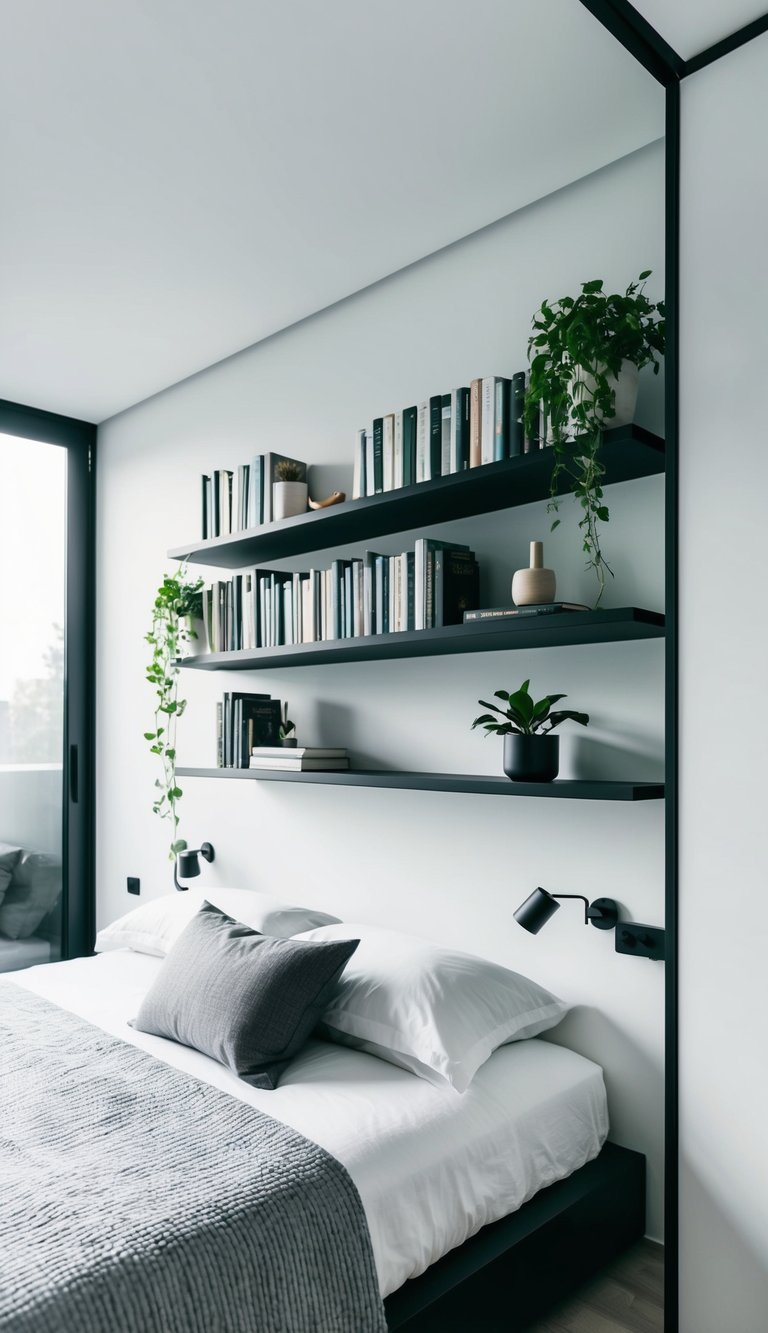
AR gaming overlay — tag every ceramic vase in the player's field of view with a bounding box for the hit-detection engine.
[178,615,205,657]
[511,541,556,606]
[273,481,308,521]
[570,359,640,429]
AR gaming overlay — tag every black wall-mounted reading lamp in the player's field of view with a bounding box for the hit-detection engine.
[514,886,665,960]
[174,842,215,893]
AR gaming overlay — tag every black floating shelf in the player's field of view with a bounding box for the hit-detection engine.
[169,425,664,569]
[178,607,664,672]
[176,768,664,801]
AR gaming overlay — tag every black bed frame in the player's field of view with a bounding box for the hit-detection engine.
[384,1142,645,1331]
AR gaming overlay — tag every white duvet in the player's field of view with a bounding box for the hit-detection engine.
[11,951,608,1298]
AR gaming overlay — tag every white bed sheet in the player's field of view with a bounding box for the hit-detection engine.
[11,951,608,1298]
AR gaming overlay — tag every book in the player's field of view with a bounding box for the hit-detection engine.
[481,376,511,463]
[415,537,472,630]
[462,602,590,622]
[440,394,451,476]
[251,746,348,758]
[416,402,429,483]
[222,692,278,767]
[434,550,480,627]
[248,456,264,526]
[383,413,395,491]
[365,429,375,497]
[249,757,351,771]
[427,395,443,480]
[402,406,417,487]
[372,418,384,494]
[393,411,404,490]
[510,372,526,458]
[352,430,366,500]
[469,378,482,467]
[449,387,470,472]
[262,453,307,525]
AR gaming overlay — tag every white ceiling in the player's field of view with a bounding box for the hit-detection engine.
[632,1,768,61]
[0,0,663,423]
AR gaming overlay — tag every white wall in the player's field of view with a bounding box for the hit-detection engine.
[96,142,667,1235]
[679,36,768,1331]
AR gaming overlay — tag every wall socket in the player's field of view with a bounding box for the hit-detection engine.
[615,923,665,961]
[127,877,140,896]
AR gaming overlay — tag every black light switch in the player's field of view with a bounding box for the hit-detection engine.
[127,877,140,896]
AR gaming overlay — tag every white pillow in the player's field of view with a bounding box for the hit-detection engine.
[294,922,568,1094]
[95,889,341,958]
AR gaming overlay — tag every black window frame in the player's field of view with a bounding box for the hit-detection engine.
[0,398,96,959]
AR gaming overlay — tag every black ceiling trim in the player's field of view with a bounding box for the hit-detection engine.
[578,0,684,85]
[683,12,768,76]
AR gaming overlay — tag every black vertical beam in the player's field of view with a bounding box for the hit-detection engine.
[663,77,680,1333]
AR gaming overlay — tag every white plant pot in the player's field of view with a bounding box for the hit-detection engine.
[273,481,308,520]
[570,359,640,430]
[178,615,205,657]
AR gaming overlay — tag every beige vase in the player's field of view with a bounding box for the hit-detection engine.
[512,541,556,606]
[570,359,640,429]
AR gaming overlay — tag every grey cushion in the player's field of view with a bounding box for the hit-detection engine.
[132,901,359,1089]
[0,844,22,905]
[0,843,61,940]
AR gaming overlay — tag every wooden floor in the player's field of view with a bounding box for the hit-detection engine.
[526,1240,664,1333]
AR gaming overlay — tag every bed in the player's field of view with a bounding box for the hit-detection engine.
[1,905,645,1332]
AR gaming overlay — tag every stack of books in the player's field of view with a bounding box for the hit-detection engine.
[216,692,283,768]
[249,747,349,772]
[352,370,552,498]
[201,453,307,538]
[201,535,480,652]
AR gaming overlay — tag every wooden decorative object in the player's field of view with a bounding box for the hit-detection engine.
[308,491,346,510]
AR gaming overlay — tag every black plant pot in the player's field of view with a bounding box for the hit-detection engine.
[503,734,560,783]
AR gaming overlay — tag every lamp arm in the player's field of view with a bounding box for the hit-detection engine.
[174,862,187,893]
[551,893,591,925]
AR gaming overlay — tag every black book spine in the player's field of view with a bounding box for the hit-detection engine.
[373,418,384,494]
[456,387,470,470]
[443,558,480,625]
[406,551,415,631]
[510,372,526,458]
[494,378,511,460]
[201,475,208,540]
[403,407,417,487]
[429,395,443,478]
[212,470,221,537]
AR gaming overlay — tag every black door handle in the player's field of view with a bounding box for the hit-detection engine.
[69,744,79,804]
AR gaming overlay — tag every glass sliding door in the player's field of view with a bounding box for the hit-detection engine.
[0,401,95,971]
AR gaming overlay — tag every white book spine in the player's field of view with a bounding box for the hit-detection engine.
[416,402,429,483]
[414,538,426,631]
[352,429,366,500]
[365,428,375,496]
[383,414,395,491]
[481,377,496,465]
[449,389,460,473]
[441,399,451,475]
[393,411,404,490]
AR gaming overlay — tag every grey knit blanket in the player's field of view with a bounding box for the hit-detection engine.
[0,984,387,1333]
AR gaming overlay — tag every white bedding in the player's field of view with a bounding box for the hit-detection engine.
[11,951,608,1298]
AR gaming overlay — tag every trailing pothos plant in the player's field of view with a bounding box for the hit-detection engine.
[145,569,204,859]
[524,272,665,605]
[472,679,589,737]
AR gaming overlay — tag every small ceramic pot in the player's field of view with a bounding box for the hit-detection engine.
[512,541,556,606]
[273,481,308,520]
[503,734,560,783]
[570,360,640,429]
[178,615,205,657]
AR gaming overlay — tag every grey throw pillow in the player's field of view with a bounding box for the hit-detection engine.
[0,845,61,940]
[132,900,358,1089]
[0,844,22,905]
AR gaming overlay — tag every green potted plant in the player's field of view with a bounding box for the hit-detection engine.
[472,678,589,782]
[524,271,665,605]
[145,568,204,859]
[273,459,308,520]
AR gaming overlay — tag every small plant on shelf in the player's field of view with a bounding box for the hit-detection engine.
[472,679,589,783]
[524,271,665,605]
[145,569,204,858]
[274,459,305,482]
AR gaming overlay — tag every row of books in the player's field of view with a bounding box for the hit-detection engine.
[215,691,284,768]
[201,538,479,653]
[351,371,552,499]
[249,746,349,772]
[201,453,307,539]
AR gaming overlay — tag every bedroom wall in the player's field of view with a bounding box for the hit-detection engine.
[96,140,667,1236]
[678,36,768,1332]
